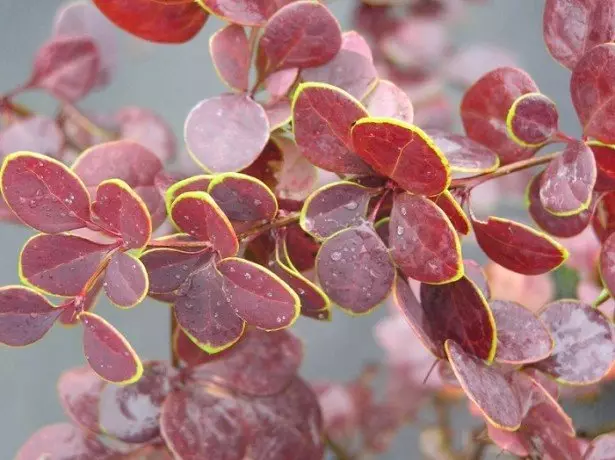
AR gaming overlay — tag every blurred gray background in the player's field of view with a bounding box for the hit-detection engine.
[0,1,601,458]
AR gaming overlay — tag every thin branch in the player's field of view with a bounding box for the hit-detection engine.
[238,212,300,240]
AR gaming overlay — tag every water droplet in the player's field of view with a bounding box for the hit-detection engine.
[297,288,305,295]
[29,312,38,319]
[181,264,188,270]
[174,274,181,280]
[19,197,27,204]
[244,272,252,280]
[103,282,108,287]
[330,251,342,261]
[266,292,273,298]
[344,201,358,210]
[276,316,282,323]
[28,200,37,208]
[401,207,407,216]
[396,226,404,236]
[254,199,262,206]
[35,189,43,197]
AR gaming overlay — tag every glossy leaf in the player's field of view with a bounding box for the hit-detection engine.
[490,300,553,364]
[0,115,64,159]
[57,366,103,435]
[140,248,212,295]
[210,24,250,92]
[506,93,559,147]
[431,191,470,235]
[185,94,269,173]
[92,179,152,249]
[0,286,61,347]
[351,118,450,196]
[301,49,378,100]
[425,130,499,175]
[208,173,277,224]
[535,300,615,384]
[92,0,207,44]
[2,151,90,233]
[419,276,496,360]
[115,107,177,163]
[364,80,413,123]
[389,192,462,284]
[15,423,113,460]
[461,67,539,165]
[301,181,373,240]
[540,141,596,216]
[316,224,395,315]
[104,251,148,308]
[217,257,300,330]
[445,340,522,430]
[472,216,568,275]
[80,312,143,384]
[73,140,166,229]
[99,361,176,443]
[571,44,615,143]
[30,35,99,101]
[192,329,302,396]
[258,1,342,73]
[19,234,110,297]
[173,255,246,353]
[292,82,371,174]
[544,0,615,70]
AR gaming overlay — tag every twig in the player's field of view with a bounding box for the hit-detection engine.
[238,212,300,240]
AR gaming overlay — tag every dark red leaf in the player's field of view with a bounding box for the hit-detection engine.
[198,0,292,26]
[544,0,615,70]
[364,79,413,123]
[92,179,152,248]
[185,94,269,173]
[170,191,238,258]
[535,300,615,384]
[539,140,596,216]
[217,257,300,330]
[99,361,176,443]
[15,423,113,460]
[593,192,615,241]
[115,107,177,163]
[30,35,99,101]
[292,82,371,174]
[174,254,246,353]
[191,329,302,396]
[285,223,321,272]
[591,141,615,192]
[389,192,462,283]
[571,43,615,143]
[374,217,390,246]
[57,366,103,434]
[461,67,539,165]
[0,286,61,347]
[300,181,373,240]
[601,232,615,300]
[164,175,213,214]
[420,276,496,360]
[506,93,559,147]
[104,251,148,308]
[425,130,499,175]
[490,300,553,364]
[140,248,212,295]
[445,340,522,430]
[80,311,143,384]
[92,0,207,44]
[19,234,110,296]
[472,216,568,275]
[173,327,231,366]
[0,116,64,159]
[584,432,615,460]
[351,117,450,196]
[210,24,250,92]
[316,224,395,315]
[431,191,470,235]
[463,260,491,299]
[258,1,342,73]
[2,152,90,233]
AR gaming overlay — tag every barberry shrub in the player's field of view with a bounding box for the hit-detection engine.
[2,0,615,459]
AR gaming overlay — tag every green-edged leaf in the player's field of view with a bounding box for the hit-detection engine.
[104,251,148,308]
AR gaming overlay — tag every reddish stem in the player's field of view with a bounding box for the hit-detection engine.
[368,189,391,223]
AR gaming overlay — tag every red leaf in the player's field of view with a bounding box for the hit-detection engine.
[351,118,450,196]
[115,107,177,163]
[472,216,568,275]
[292,82,371,174]
[544,0,615,70]
[164,174,213,214]
[571,43,615,143]
[185,94,269,173]
[445,340,522,430]
[210,24,250,92]
[173,327,231,366]
[92,0,207,44]
[30,36,99,101]
[601,232,615,298]
[535,300,615,384]
[80,311,143,384]
[425,130,499,175]
[463,260,491,299]
[285,223,321,272]
[584,432,615,460]
[389,192,462,283]
[104,251,148,308]
[258,1,342,73]
[506,93,559,147]
[99,361,177,443]
[300,181,374,240]
[316,224,395,315]
[2,152,91,233]
[341,30,373,62]
[461,67,539,165]
[364,80,413,123]
[264,68,298,102]
[217,257,300,330]
[57,366,103,434]
[19,234,111,297]
[591,141,615,192]
[539,140,596,216]
[198,0,293,26]
[92,179,152,248]
[0,116,64,159]
[490,300,553,364]
[170,191,238,258]
[264,98,292,131]
[431,191,470,235]
[0,286,61,347]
